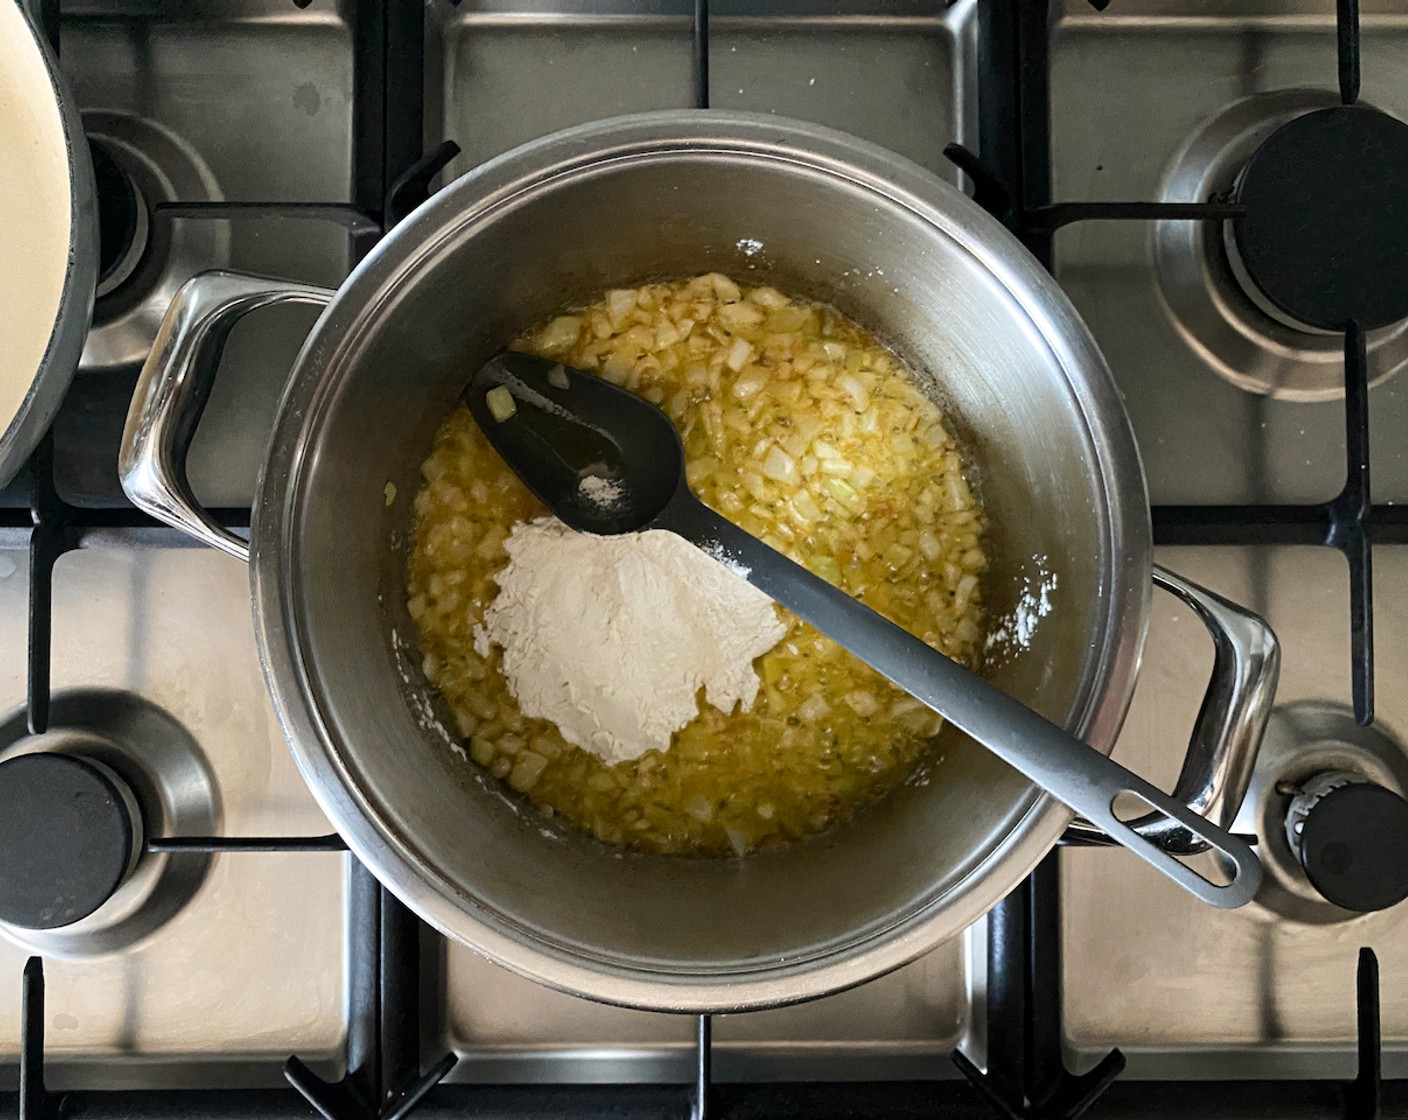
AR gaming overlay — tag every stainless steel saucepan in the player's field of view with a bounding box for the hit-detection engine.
[119,112,1280,1011]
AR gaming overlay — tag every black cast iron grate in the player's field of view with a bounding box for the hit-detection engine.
[1,1,1402,1119]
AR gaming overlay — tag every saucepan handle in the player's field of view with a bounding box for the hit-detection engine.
[119,270,335,563]
[1063,564,1281,851]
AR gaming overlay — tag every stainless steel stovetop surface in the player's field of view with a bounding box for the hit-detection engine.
[3,0,1406,1093]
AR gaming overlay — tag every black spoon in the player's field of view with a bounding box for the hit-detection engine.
[466,351,1262,908]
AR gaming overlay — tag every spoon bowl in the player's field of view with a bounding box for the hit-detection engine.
[468,352,683,535]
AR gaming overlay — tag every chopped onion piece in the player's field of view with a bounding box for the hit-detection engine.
[685,457,719,486]
[508,750,549,793]
[790,490,823,523]
[535,315,581,351]
[726,336,753,372]
[741,471,768,501]
[546,364,571,390]
[839,374,870,412]
[720,301,764,328]
[607,289,637,322]
[733,372,767,400]
[469,737,495,767]
[780,429,812,459]
[709,273,742,301]
[602,355,632,384]
[485,386,517,422]
[810,555,842,585]
[826,477,863,511]
[762,446,799,485]
[954,573,979,615]
[749,286,790,308]
[685,795,716,823]
[844,690,881,717]
[798,694,829,723]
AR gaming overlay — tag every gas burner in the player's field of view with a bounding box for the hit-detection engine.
[89,138,148,298]
[1229,106,1408,333]
[1238,701,1408,924]
[80,112,229,374]
[1153,91,1408,401]
[0,691,220,958]
[0,752,142,929]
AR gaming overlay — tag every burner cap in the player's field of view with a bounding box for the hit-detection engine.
[1299,782,1408,912]
[1232,106,1408,331]
[0,754,137,929]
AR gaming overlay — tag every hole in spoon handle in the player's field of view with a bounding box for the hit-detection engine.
[1085,773,1262,908]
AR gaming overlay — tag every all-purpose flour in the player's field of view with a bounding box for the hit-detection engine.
[472,517,787,765]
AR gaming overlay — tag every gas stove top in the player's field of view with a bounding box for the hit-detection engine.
[3,2,1408,1118]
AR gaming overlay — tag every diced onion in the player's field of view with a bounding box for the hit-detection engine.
[607,289,637,322]
[535,315,581,351]
[686,457,719,486]
[709,273,742,301]
[726,336,753,372]
[733,372,767,400]
[685,795,716,823]
[826,477,863,512]
[485,386,517,422]
[809,555,842,585]
[790,490,822,523]
[508,750,549,792]
[762,446,799,485]
[844,690,881,717]
[719,302,764,328]
[749,286,790,309]
[409,274,988,861]
[469,737,495,767]
[839,374,870,412]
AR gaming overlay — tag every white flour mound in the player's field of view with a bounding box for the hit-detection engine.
[473,517,787,764]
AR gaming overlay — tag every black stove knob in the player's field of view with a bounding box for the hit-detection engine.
[0,753,142,930]
[1286,771,1408,913]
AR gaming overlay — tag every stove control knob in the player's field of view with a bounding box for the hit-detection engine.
[1286,770,1408,912]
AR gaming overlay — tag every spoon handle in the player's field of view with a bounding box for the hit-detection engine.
[661,493,1262,909]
